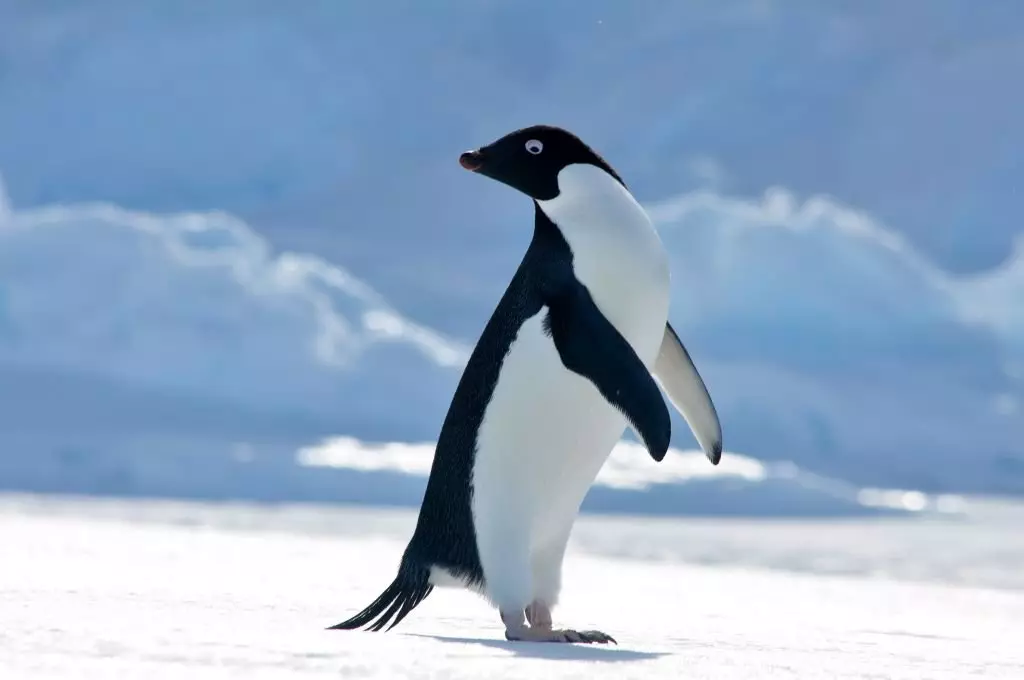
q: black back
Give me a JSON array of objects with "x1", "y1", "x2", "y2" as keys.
[{"x1": 403, "y1": 206, "x2": 573, "y2": 585}]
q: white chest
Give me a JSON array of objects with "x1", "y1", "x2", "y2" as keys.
[{"x1": 537, "y1": 164, "x2": 670, "y2": 363}]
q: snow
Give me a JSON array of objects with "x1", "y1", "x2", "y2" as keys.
[
  {"x1": 1, "y1": 12, "x2": 1021, "y2": 674},
  {"x1": 1, "y1": 495, "x2": 1022, "y2": 679}
]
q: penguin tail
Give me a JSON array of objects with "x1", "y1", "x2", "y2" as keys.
[{"x1": 327, "y1": 558, "x2": 434, "y2": 632}]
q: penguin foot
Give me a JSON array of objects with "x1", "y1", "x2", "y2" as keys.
[
  {"x1": 525, "y1": 600, "x2": 553, "y2": 629},
  {"x1": 504, "y1": 626, "x2": 617, "y2": 644},
  {"x1": 503, "y1": 606, "x2": 616, "y2": 644}
]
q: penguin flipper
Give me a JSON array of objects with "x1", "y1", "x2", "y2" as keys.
[
  {"x1": 653, "y1": 322, "x2": 723, "y2": 465},
  {"x1": 542, "y1": 280, "x2": 671, "y2": 462}
]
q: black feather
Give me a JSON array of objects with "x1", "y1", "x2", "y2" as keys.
[{"x1": 328, "y1": 559, "x2": 434, "y2": 633}]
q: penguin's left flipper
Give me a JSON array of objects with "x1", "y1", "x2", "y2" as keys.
[
  {"x1": 653, "y1": 322, "x2": 724, "y2": 465},
  {"x1": 542, "y1": 279, "x2": 671, "y2": 462}
]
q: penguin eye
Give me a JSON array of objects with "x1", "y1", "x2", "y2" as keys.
[{"x1": 525, "y1": 139, "x2": 544, "y2": 155}]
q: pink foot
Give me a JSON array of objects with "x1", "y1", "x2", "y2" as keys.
[{"x1": 503, "y1": 603, "x2": 616, "y2": 644}]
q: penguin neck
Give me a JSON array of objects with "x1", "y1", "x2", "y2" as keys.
[
  {"x1": 530, "y1": 202, "x2": 572, "y2": 257},
  {"x1": 534, "y1": 164, "x2": 669, "y2": 286},
  {"x1": 530, "y1": 164, "x2": 670, "y2": 355},
  {"x1": 536, "y1": 164, "x2": 663, "y2": 250}
]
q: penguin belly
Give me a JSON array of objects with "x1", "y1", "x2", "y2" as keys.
[{"x1": 469, "y1": 309, "x2": 663, "y2": 613}]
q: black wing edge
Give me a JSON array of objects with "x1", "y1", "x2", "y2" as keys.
[
  {"x1": 327, "y1": 559, "x2": 434, "y2": 632},
  {"x1": 543, "y1": 282, "x2": 672, "y2": 462}
]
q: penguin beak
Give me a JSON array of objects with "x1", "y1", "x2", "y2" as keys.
[{"x1": 459, "y1": 150, "x2": 484, "y2": 172}]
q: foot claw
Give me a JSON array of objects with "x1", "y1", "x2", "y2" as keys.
[
  {"x1": 505, "y1": 626, "x2": 616, "y2": 644},
  {"x1": 578, "y1": 629, "x2": 617, "y2": 644}
]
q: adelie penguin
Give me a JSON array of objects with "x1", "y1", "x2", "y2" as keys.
[{"x1": 329, "y1": 124, "x2": 723, "y2": 644}]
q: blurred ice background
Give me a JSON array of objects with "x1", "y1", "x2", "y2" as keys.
[{"x1": 1, "y1": 1, "x2": 1022, "y2": 516}]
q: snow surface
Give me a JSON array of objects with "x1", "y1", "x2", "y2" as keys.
[{"x1": 1, "y1": 495, "x2": 1022, "y2": 679}]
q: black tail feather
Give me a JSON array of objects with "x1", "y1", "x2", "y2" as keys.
[{"x1": 328, "y1": 560, "x2": 434, "y2": 633}]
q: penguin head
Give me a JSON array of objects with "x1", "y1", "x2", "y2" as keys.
[{"x1": 459, "y1": 125, "x2": 624, "y2": 201}]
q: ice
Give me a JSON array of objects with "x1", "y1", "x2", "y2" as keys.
[
  {"x1": 1, "y1": 495, "x2": 1021, "y2": 679},
  {"x1": 2, "y1": 175, "x2": 1022, "y2": 502},
  {"x1": 0, "y1": 185, "x2": 466, "y2": 454},
  {"x1": 297, "y1": 437, "x2": 967, "y2": 518}
]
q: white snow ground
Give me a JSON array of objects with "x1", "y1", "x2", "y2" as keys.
[{"x1": 1, "y1": 494, "x2": 1022, "y2": 679}]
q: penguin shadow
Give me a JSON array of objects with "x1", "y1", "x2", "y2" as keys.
[{"x1": 409, "y1": 633, "x2": 668, "y2": 661}]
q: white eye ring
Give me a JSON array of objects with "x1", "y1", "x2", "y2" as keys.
[{"x1": 525, "y1": 139, "x2": 543, "y2": 155}]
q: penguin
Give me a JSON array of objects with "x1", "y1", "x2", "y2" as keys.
[{"x1": 329, "y1": 124, "x2": 723, "y2": 644}]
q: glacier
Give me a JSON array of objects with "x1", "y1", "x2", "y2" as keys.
[
  {"x1": 1, "y1": 176, "x2": 1020, "y2": 510},
  {"x1": 0, "y1": 1, "x2": 1023, "y2": 510}
]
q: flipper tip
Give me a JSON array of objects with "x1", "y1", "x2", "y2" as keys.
[{"x1": 706, "y1": 440, "x2": 723, "y2": 466}]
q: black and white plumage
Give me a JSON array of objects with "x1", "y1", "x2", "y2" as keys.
[{"x1": 329, "y1": 125, "x2": 723, "y2": 644}]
